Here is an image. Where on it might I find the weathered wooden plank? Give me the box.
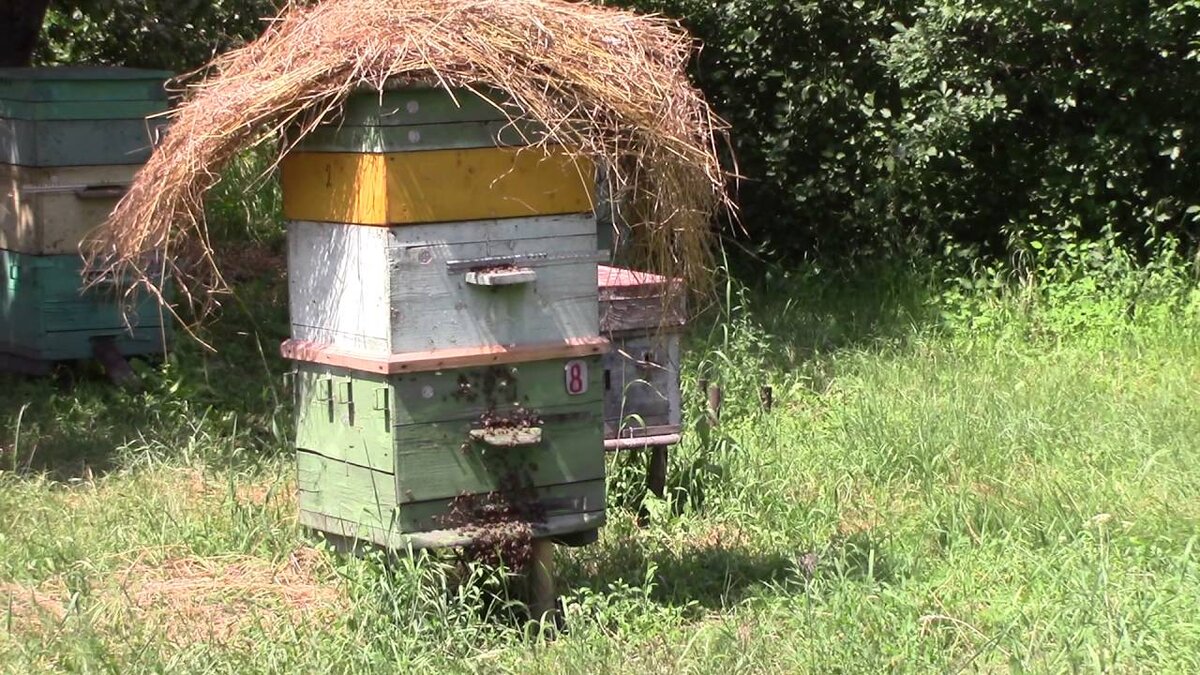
[0,99,166,122]
[600,296,688,334]
[0,118,165,167]
[287,222,392,355]
[598,264,687,333]
[0,249,169,362]
[333,86,516,126]
[296,449,605,541]
[286,217,601,356]
[299,504,604,550]
[298,446,606,520]
[388,232,596,266]
[383,289,597,353]
[282,337,610,374]
[41,324,167,362]
[0,66,172,103]
[280,146,595,225]
[296,450,398,532]
[385,212,595,246]
[387,356,603,425]
[295,119,546,154]
[294,357,605,426]
[386,271,597,354]
[294,357,604,478]
[41,294,164,332]
[1,164,137,253]
[385,221,597,352]
[393,405,604,502]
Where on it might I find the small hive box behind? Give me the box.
[0,67,171,368]
[281,85,609,550]
[598,265,686,446]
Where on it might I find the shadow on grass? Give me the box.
[558,526,896,613]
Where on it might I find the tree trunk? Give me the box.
[0,0,52,67]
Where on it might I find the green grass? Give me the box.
[1,251,1198,672]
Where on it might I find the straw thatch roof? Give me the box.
[84,0,733,318]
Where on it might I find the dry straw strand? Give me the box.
[84,0,734,322]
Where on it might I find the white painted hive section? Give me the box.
[288,213,601,356]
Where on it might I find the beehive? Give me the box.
[598,266,686,448]
[0,67,171,368]
[283,85,608,550]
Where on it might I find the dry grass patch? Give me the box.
[1,580,70,633]
[2,547,342,647]
[112,547,342,644]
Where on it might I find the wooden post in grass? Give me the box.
[696,376,722,459]
[647,446,668,498]
[707,383,723,428]
[529,538,557,627]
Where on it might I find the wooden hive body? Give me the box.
[598,266,686,444]
[0,67,171,370]
[293,356,606,548]
[0,250,166,362]
[283,85,607,551]
[286,215,601,357]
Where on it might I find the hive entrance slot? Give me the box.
[464,266,538,287]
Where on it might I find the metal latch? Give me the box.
[374,387,391,432]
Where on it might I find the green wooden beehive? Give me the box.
[0,250,166,363]
[0,67,172,370]
[293,357,606,548]
[282,84,608,551]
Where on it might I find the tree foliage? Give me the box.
[616,0,1200,261]
[34,0,277,73]
[26,0,1200,261]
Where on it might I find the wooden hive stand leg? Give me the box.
[647,445,668,498]
[529,538,558,629]
[92,337,140,388]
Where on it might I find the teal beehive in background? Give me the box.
[0,67,172,373]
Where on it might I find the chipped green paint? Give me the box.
[294,358,605,497]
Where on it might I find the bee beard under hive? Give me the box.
[440,370,548,571]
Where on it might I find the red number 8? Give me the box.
[565,361,587,395]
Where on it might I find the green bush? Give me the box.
[615,0,1200,262]
[32,0,1200,264]
[35,0,277,73]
